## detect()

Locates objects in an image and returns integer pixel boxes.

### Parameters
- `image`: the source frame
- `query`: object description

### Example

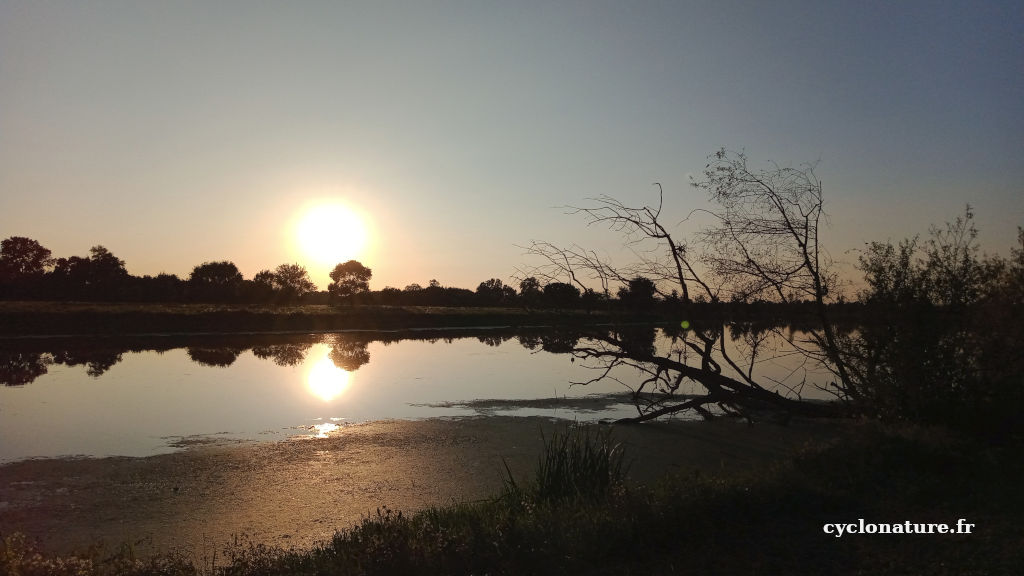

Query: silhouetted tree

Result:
[189,261,243,301]
[378,286,402,303]
[48,245,128,300]
[476,278,516,305]
[543,282,581,308]
[127,273,184,302]
[580,288,609,312]
[0,237,53,298]
[519,276,542,307]
[253,270,276,286]
[272,263,317,300]
[243,269,279,302]
[983,227,1024,306]
[50,256,90,297]
[617,276,658,308]
[328,260,372,301]
[920,205,983,308]
[87,246,127,280]
[0,236,53,279]
[521,148,848,423]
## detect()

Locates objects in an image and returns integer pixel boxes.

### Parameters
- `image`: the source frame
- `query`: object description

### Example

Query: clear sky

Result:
[1,1,1021,292]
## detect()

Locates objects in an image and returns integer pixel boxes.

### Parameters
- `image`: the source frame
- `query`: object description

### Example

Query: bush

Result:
[848,209,1024,437]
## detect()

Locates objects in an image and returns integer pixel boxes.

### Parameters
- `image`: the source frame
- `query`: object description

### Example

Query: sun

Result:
[293,201,369,267]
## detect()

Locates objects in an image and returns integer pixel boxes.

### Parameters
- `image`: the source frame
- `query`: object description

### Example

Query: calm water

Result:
[0,327,833,462]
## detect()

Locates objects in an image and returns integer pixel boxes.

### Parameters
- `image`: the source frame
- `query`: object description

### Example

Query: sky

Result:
[1,0,1021,292]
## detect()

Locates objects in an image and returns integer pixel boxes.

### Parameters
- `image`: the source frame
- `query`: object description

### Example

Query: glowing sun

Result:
[294,202,369,266]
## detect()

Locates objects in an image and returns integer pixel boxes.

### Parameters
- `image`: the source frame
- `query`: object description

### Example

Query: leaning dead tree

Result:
[521,149,853,422]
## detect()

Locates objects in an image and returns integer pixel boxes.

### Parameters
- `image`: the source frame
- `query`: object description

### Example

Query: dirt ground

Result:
[0,416,844,560]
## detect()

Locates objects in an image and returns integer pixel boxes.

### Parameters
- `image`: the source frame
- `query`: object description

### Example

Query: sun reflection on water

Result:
[306,354,352,402]
[310,422,340,437]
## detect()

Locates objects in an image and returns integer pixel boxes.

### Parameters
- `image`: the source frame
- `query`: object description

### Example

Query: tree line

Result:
[0,240,369,304]
[1,223,1019,317]
[0,238,672,309]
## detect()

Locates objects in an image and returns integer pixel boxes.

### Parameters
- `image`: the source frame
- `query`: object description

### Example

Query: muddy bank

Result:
[0,416,846,559]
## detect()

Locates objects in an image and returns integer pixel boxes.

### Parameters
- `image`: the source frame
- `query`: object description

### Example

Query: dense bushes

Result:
[843,209,1023,437]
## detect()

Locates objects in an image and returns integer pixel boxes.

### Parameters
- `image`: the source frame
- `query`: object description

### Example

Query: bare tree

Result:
[694,149,854,403]
[520,149,851,422]
[518,186,714,302]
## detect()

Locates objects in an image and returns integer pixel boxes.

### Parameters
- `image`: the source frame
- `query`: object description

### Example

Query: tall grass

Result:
[503,422,628,504]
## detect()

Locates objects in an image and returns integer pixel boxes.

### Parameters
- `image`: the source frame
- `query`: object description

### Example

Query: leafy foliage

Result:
[188,261,243,302]
[845,208,1024,436]
[475,278,516,305]
[269,263,316,299]
[328,260,372,300]
[0,237,53,279]
[541,281,580,308]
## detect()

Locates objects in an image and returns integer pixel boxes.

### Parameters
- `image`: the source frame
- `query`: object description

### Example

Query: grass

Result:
[502,423,628,504]
[2,422,1021,575]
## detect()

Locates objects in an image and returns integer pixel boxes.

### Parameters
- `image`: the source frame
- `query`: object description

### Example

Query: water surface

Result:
[1,330,631,461]
[0,326,834,462]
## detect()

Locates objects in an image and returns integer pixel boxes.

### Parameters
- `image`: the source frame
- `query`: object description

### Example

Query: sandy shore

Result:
[0,416,844,560]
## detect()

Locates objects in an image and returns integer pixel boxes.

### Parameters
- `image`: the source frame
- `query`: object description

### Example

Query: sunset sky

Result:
[1,1,1021,292]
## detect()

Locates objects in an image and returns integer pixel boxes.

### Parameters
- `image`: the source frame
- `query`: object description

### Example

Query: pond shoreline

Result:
[0,302,644,337]
[0,415,847,559]
[1,300,861,337]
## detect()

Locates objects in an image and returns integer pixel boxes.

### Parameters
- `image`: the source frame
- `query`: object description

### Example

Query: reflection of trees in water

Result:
[516,330,581,354]
[251,343,311,367]
[516,333,541,350]
[477,334,511,347]
[329,338,371,371]
[1,348,125,385]
[540,332,581,354]
[567,322,842,423]
[612,326,656,357]
[187,347,244,367]
[51,350,123,377]
[0,352,51,386]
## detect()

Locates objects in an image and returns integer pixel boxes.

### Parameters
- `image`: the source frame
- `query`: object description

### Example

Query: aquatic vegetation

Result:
[4,424,1021,575]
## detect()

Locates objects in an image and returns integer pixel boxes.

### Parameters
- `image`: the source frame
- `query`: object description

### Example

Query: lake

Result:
[0,326,835,463]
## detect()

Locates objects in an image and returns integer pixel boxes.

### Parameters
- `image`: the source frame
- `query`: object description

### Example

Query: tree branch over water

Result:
[523,149,854,422]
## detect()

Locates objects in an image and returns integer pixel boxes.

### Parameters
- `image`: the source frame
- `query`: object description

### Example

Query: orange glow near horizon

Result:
[292,201,371,271]
[306,353,352,402]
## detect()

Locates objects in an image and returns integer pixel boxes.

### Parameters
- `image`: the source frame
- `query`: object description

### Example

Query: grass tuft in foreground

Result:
[3,422,1021,575]
[502,422,628,505]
